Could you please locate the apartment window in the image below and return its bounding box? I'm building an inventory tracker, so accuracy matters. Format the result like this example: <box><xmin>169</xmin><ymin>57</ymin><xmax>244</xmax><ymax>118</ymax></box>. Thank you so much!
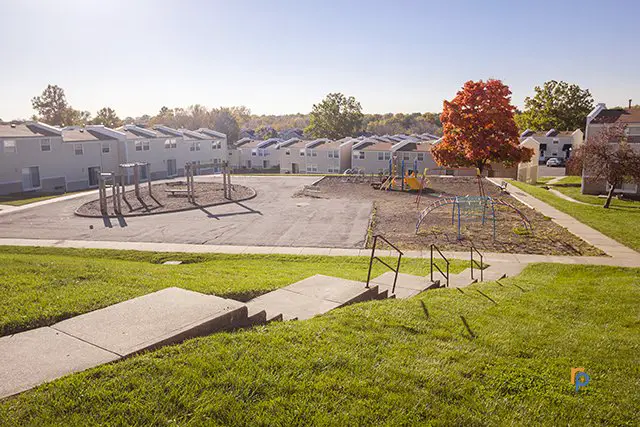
<box><xmin>359</xmin><ymin>151</ymin><xmax>365</xmax><ymax>159</ymax></box>
<box><xmin>212</xmin><ymin>141</ymin><xmax>221</xmax><ymax>149</ymax></box>
<box><xmin>74</xmin><ymin>144</ymin><xmax>83</xmax><ymax>155</ymax></box>
<box><xmin>306</xmin><ymin>164</ymin><xmax>318</xmax><ymax>173</ymax></box>
<box><xmin>553</xmin><ymin>139</ymin><xmax>559</xmax><ymax>144</ymax></box>
<box><xmin>403</xmin><ymin>153</ymin><xmax>410</xmax><ymax>161</ymax></box>
<box><xmin>384</xmin><ymin>152</ymin><xmax>390</xmax><ymax>160</ymax></box>
<box><xmin>102</xmin><ymin>143</ymin><xmax>110</xmax><ymax>153</ymax></box>
<box><xmin>252</xmin><ymin>149</ymin><xmax>257</xmax><ymax>156</ymax></box>
<box><xmin>285</xmin><ymin>149</ymin><xmax>291</xmax><ymax>155</ymax></box>
<box><xmin>3</xmin><ymin>140</ymin><xmax>16</xmax><ymax>153</ymax></box>
<box><xmin>195</xmin><ymin>142</ymin><xmax>200</xmax><ymax>151</ymax></box>
<box><xmin>213</xmin><ymin>158</ymin><xmax>220</xmax><ymax>164</ymax></box>
<box><xmin>299</xmin><ymin>149</ymin><xmax>305</xmax><ymax>156</ymax></box>
<box><xmin>143</xmin><ymin>141</ymin><xmax>150</xmax><ymax>151</ymax></box>
<box><xmin>164</xmin><ymin>138</ymin><xmax>177</xmax><ymax>149</ymax></box>
<box><xmin>353</xmin><ymin>151</ymin><xmax>359</xmax><ymax>158</ymax></box>
<box><xmin>328</xmin><ymin>150</ymin><xmax>339</xmax><ymax>159</ymax></box>
<box><xmin>377</xmin><ymin>152</ymin><xmax>384</xmax><ymax>161</ymax></box>
<box><xmin>312</xmin><ymin>150</ymin><xmax>317</xmax><ymax>157</ymax></box>
<box><xmin>40</xmin><ymin>139</ymin><xmax>51</xmax><ymax>152</ymax></box>
<box><xmin>417</xmin><ymin>153</ymin><xmax>424</xmax><ymax>161</ymax></box>
<box><xmin>135</xmin><ymin>141</ymin><xmax>142</xmax><ymax>151</ymax></box>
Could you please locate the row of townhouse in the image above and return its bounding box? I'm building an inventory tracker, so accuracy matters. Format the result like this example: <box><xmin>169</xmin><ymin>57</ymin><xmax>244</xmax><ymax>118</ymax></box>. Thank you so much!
<box><xmin>0</xmin><ymin>122</ymin><xmax>227</xmax><ymax>195</ymax></box>
<box><xmin>582</xmin><ymin>104</ymin><xmax>640</xmax><ymax>196</ymax></box>
<box><xmin>519</xmin><ymin>129</ymin><xmax>583</xmax><ymax>163</ymax></box>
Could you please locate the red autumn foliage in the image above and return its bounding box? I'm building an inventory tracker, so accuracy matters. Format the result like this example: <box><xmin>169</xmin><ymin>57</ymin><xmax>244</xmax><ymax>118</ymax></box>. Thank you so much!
<box><xmin>431</xmin><ymin>79</ymin><xmax>533</xmax><ymax>172</ymax></box>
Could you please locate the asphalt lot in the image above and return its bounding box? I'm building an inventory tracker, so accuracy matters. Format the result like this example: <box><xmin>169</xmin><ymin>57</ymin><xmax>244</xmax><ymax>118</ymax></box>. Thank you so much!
<box><xmin>538</xmin><ymin>165</ymin><xmax>566</xmax><ymax>177</ymax></box>
<box><xmin>0</xmin><ymin>176</ymin><xmax>373</xmax><ymax>248</ymax></box>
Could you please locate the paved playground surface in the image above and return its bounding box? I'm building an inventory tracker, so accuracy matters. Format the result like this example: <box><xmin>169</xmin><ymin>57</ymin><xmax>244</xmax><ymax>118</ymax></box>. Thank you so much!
<box><xmin>0</xmin><ymin>176</ymin><xmax>372</xmax><ymax>248</ymax></box>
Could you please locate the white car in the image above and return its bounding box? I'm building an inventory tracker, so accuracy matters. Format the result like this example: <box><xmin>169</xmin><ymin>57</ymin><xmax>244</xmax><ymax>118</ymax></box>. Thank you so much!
<box><xmin>546</xmin><ymin>158</ymin><xmax>563</xmax><ymax>167</ymax></box>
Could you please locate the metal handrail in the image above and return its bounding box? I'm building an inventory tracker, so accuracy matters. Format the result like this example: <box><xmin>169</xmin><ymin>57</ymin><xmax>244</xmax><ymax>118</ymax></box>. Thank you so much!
<box><xmin>366</xmin><ymin>235</ymin><xmax>403</xmax><ymax>294</ymax></box>
<box><xmin>470</xmin><ymin>245</ymin><xmax>483</xmax><ymax>282</ymax></box>
<box><xmin>430</xmin><ymin>244</ymin><xmax>450</xmax><ymax>287</ymax></box>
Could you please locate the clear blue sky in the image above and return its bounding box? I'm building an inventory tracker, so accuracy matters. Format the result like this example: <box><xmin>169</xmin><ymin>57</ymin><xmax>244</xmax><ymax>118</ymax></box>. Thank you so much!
<box><xmin>1</xmin><ymin>0</ymin><xmax>638</xmax><ymax>120</ymax></box>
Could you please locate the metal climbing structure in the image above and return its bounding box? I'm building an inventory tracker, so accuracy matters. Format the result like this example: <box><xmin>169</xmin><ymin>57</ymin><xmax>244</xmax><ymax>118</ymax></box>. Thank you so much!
<box><xmin>415</xmin><ymin>196</ymin><xmax>533</xmax><ymax>240</ymax></box>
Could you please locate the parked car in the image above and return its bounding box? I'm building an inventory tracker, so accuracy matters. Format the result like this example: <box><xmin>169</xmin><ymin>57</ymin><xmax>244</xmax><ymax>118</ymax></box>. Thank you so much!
<box><xmin>546</xmin><ymin>158</ymin><xmax>563</xmax><ymax>167</ymax></box>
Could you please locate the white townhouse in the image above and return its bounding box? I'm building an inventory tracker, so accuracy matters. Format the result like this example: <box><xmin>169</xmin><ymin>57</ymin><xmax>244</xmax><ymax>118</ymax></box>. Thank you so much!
<box><xmin>279</xmin><ymin>137</ymin><xmax>356</xmax><ymax>174</ymax></box>
<box><xmin>519</xmin><ymin>128</ymin><xmax>583</xmax><ymax>164</ymax></box>
<box><xmin>0</xmin><ymin>122</ymin><xmax>123</xmax><ymax>194</ymax></box>
<box><xmin>278</xmin><ymin>138</ymin><xmax>307</xmax><ymax>173</ymax></box>
<box><xmin>235</xmin><ymin>138</ymin><xmax>281</xmax><ymax>170</ymax></box>
<box><xmin>582</xmin><ymin>103</ymin><xmax>640</xmax><ymax>196</ymax></box>
<box><xmin>352</xmin><ymin>137</ymin><xmax>439</xmax><ymax>174</ymax></box>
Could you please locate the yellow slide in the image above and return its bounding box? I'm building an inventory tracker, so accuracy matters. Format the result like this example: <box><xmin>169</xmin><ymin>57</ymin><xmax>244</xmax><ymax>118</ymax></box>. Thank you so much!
<box><xmin>404</xmin><ymin>177</ymin><xmax>423</xmax><ymax>190</ymax></box>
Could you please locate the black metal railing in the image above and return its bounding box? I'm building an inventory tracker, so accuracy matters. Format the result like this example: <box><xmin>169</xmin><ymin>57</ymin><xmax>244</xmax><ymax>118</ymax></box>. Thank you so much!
<box><xmin>366</xmin><ymin>235</ymin><xmax>403</xmax><ymax>294</ymax></box>
<box><xmin>470</xmin><ymin>245</ymin><xmax>483</xmax><ymax>282</ymax></box>
<box><xmin>430</xmin><ymin>244</ymin><xmax>450</xmax><ymax>287</ymax></box>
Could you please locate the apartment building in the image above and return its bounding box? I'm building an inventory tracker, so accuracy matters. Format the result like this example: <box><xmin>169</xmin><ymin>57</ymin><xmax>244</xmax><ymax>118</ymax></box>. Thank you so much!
<box><xmin>519</xmin><ymin>128</ymin><xmax>583</xmax><ymax>164</ymax></box>
<box><xmin>582</xmin><ymin>104</ymin><xmax>640</xmax><ymax>195</ymax></box>
<box><xmin>235</xmin><ymin>138</ymin><xmax>281</xmax><ymax>170</ymax></box>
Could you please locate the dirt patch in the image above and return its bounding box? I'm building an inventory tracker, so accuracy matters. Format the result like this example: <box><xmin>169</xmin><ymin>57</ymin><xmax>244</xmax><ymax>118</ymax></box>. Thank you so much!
<box><xmin>76</xmin><ymin>182</ymin><xmax>255</xmax><ymax>217</ymax></box>
<box><xmin>302</xmin><ymin>176</ymin><xmax>604</xmax><ymax>256</ymax></box>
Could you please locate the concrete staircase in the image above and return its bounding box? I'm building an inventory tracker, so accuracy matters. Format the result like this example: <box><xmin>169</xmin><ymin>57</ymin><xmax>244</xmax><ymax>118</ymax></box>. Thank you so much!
<box><xmin>1</xmin><ymin>263</ymin><xmax>523</xmax><ymax>399</ymax></box>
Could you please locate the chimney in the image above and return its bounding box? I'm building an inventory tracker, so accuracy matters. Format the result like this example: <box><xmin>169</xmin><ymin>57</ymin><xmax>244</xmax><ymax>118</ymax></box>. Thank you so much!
<box><xmin>630</xmin><ymin>99</ymin><xmax>633</xmax><ymax>109</ymax></box>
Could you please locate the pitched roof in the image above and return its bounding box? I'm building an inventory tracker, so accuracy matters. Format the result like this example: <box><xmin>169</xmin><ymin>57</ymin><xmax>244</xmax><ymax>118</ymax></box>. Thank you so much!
<box><xmin>62</xmin><ymin>128</ymin><xmax>117</xmax><ymax>142</ymax></box>
<box><xmin>591</xmin><ymin>108</ymin><xmax>640</xmax><ymax>124</ymax></box>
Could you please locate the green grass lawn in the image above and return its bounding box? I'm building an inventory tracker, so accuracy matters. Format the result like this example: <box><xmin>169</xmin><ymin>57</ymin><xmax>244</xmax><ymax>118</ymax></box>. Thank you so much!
<box><xmin>510</xmin><ymin>180</ymin><xmax>640</xmax><ymax>251</ymax></box>
<box><xmin>1</xmin><ymin>263</ymin><xmax>638</xmax><ymax>425</ymax></box>
<box><xmin>542</xmin><ymin>176</ymin><xmax>640</xmax><ymax>208</ymax></box>
<box><xmin>0</xmin><ymin>246</ymin><xmax>465</xmax><ymax>337</ymax></box>
<box><xmin>0</xmin><ymin>193</ymin><xmax>65</xmax><ymax>206</ymax></box>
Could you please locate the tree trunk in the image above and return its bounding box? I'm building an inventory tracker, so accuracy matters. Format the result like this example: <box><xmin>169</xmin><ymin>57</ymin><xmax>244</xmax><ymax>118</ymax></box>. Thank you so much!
<box><xmin>603</xmin><ymin>184</ymin><xmax>615</xmax><ymax>209</ymax></box>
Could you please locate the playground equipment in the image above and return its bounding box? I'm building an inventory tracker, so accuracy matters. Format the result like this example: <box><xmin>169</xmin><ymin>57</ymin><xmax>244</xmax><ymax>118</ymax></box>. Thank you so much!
<box><xmin>415</xmin><ymin>195</ymin><xmax>532</xmax><ymax>240</ymax></box>
<box><xmin>183</xmin><ymin>162</ymin><xmax>233</xmax><ymax>203</ymax></box>
<box><xmin>97</xmin><ymin>162</ymin><xmax>150</xmax><ymax>215</ymax></box>
<box><xmin>98</xmin><ymin>172</ymin><xmax>121</xmax><ymax>215</ymax></box>
<box><xmin>380</xmin><ymin>158</ymin><xmax>429</xmax><ymax>194</ymax></box>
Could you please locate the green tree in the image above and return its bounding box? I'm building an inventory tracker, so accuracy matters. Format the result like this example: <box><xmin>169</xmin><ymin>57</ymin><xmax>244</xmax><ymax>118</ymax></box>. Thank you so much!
<box><xmin>31</xmin><ymin>85</ymin><xmax>70</xmax><ymax>126</ymax></box>
<box><xmin>210</xmin><ymin>108</ymin><xmax>240</xmax><ymax>143</ymax></box>
<box><xmin>92</xmin><ymin>107</ymin><xmax>122</xmax><ymax>128</ymax></box>
<box><xmin>305</xmin><ymin>93</ymin><xmax>363</xmax><ymax>139</ymax></box>
<box><xmin>515</xmin><ymin>80</ymin><xmax>594</xmax><ymax>132</ymax></box>
<box><xmin>255</xmin><ymin>125</ymin><xmax>278</xmax><ymax>140</ymax></box>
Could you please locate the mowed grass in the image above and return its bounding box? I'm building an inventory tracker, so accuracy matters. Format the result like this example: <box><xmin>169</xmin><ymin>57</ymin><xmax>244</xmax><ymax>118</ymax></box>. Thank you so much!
<box><xmin>0</xmin><ymin>246</ymin><xmax>465</xmax><ymax>336</ymax></box>
<box><xmin>547</xmin><ymin>176</ymin><xmax>640</xmax><ymax>208</ymax></box>
<box><xmin>510</xmin><ymin>180</ymin><xmax>640</xmax><ymax>251</ymax></box>
<box><xmin>0</xmin><ymin>193</ymin><xmax>64</xmax><ymax>206</ymax></box>
<box><xmin>1</xmin><ymin>264</ymin><xmax>638</xmax><ymax>425</ymax></box>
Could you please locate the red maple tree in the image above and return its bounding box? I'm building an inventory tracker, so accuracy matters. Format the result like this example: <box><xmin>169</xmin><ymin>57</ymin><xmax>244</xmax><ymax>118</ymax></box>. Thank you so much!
<box><xmin>431</xmin><ymin>79</ymin><xmax>532</xmax><ymax>173</ymax></box>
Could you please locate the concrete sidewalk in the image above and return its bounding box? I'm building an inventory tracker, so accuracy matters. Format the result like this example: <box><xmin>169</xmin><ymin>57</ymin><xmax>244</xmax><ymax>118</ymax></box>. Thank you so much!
<box><xmin>488</xmin><ymin>178</ymin><xmax>640</xmax><ymax>264</ymax></box>
<box><xmin>0</xmin><ymin>237</ymin><xmax>638</xmax><ymax>267</ymax></box>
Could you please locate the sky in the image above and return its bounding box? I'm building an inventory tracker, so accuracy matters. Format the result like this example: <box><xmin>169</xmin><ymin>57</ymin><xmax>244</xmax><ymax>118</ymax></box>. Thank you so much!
<box><xmin>1</xmin><ymin>0</ymin><xmax>639</xmax><ymax>120</ymax></box>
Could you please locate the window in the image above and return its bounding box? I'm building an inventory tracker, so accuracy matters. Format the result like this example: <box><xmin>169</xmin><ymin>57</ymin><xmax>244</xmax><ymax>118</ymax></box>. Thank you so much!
<box><xmin>299</xmin><ymin>149</ymin><xmax>305</xmax><ymax>156</ymax></box>
<box><xmin>164</xmin><ymin>139</ymin><xmax>174</xmax><ymax>149</ymax></box>
<box><xmin>143</xmin><ymin>141</ymin><xmax>150</xmax><ymax>151</ymax></box>
<box><xmin>102</xmin><ymin>143</ymin><xmax>110</xmax><ymax>153</ymax></box>
<box><xmin>384</xmin><ymin>152</ymin><xmax>390</xmax><ymax>160</ymax></box>
<box><xmin>328</xmin><ymin>150</ymin><xmax>339</xmax><ymax>159</ymax></box>
<box><xmin>3</xmin><ymin>140</ymin><xmax>16</xmax><ymax>153</ymax></box>
<box><xmin>417</xmin><ymin>153</ymin><xmax>424</xmax><ymax>161</ymax></box>
<box><xmin>378</xmin><ymin>152</ymin><xmax>384</xmax><ymax>161</ymax></box>
<box><xmin>552</xmin><ymin>139</ymin><xmax>559</xmax><ymax>144</ymax></box>
<box><xmin>285</xmin><ymin>149</ymin><xmax>291</xmax><ymax>155</ymax></box>
<box><xmin>191</xmin><ymin>142</ymin><xmax>201</xmax><ymax>152</ymax></box>
<box><xmin>40</xmin><ymin>139</ymin><xmax>51</xmax><ymax>152</ymax></box>
<box><xmin>212</xmin><ymin>141</ymin><xmax>221</xmax><ymax>149</ymax></box>
<box><xmin>306</xmin><ymin>164</ymin><xmax>318</xmax><ymax>173</ymax></box>
<box><xmin>252</xmin><ymin>149</ymin><xmax>257</xmax><ymax>156</ymax></box>
<box><xmin>353</xmin><ymin>151</ymin><xmax>359</xmax><ymax>158</ymax></box>
<box><xmin>359</xmin><ymin>151</ymin><xmax>365</xmax><ymax>159</ymax></box>
<box><xmin>74</xmin><ymin>144</ymin><xmax>83</xmax><ymax>155</ymax></box>
<box><xmin>403</xmin><ymin>153</ymin><xmax>410</xmax><ymax>161</ymax></box>
<box><xmin>135</xmin><ymin>141</ymin><xmax>143</xmax><ymax>151</ymax></box>
<box><xmin>195</xmin><ymin>142</ymin><xmax>200</xmax><ymax>151</ymax></box>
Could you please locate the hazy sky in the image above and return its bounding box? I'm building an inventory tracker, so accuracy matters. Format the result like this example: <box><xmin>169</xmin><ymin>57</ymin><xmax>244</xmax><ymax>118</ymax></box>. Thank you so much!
<box><xmin>1</xmin><ymin>0</ymin><xmax>638</xmax><ymax>120</ymax></box>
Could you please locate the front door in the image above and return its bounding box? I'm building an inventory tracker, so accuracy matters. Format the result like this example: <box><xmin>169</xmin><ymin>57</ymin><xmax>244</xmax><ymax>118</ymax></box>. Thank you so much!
<box><xmin>292</xmin><ymin>163</ymin><xmax>299</xmax><ymax>174</ymax></box>
<box><xmin>88</xmin><ymin>166</ymin><xmax>100</xmax><ymax>187</ymax></box>
<box><xmin>21</xmin><ymin>166</ymin><xmax>41</xmax><ymax>191</ymax></box>
<box><xmin>167</xmin><ymin>159</ymin><xmax>177</xmax><ymax>177</ymax></box>
<box><xmin>263</xmin><ymin>160</ymin><xmax>270</xmax><ymax>169</ymax></box>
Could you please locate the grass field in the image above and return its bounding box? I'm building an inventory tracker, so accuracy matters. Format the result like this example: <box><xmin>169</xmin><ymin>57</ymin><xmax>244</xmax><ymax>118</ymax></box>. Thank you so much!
<box><xmin>510</xmin><ymin>180</ymin><xmax>640</xmax><ymax>251</ymax></box>
<box><xmin>0</xmin><ymin>193</ymin><xmax>65</xmax><ymax>206</ymax></box>
<box><xmin>544</xmin><ymin>176</ymin><xmax>640</xmax><ymax>208</ymax></box>
<box><xmin>1</xmin><ymin>263</ymin><xmax>638</xmax><ymax>425</ymax></box>
<box><xmin>0</xmin><ymin>246</ymin><xmax>466</xmax><ymax>337</ymax></box>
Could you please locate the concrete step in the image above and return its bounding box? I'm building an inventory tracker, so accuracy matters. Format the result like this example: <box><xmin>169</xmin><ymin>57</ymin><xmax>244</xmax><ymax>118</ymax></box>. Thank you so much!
<box><xmin>370</xmin><ymin>272</ymin><xmax>436</xmax><ymax>299</ymax></box>
<box><xmin>0</xmin><ymin>287</ymin><xmax>249</xmax><ymax>399</ymax></box>
<box><xmin>246</xmin><ymin>274</ymin><xmax>378</xmax><ymax>321</ymax></box>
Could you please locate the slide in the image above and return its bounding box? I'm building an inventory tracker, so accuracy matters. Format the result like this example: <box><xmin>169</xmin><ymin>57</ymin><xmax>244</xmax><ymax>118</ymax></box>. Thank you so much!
<box><xmin>404</xmin><ymin>177</ymin><xmax>423</xmax><ymax>190</ymax></box>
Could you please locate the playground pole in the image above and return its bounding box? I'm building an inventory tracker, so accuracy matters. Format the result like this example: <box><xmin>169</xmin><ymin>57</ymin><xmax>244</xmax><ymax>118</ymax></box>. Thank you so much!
<box><xmin>401</xmin><ymin>159</ymin><xmax>405</xmax><ymax>191</ymax></box>
<box><xmin>134</xmin><ymin>165</ymin><xmax>140</xmax><ymax>199</ymax></box>
<box><xmin>147</xmin><ymin>163</ymin><xmax>152</xmax><ymax>197</ymax></box>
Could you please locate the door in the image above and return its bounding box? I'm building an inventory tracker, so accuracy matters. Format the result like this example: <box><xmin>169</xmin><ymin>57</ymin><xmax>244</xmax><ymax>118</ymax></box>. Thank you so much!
<box><xmin>21</xmin><ymin>166</ymin><xmax>40</xmax><ymax>190</ymax></box>
<box><xmin>167</xmin><ymin>159</ymin><xmax>177</xmax><ymax>177</ymax></box>
<box><xmin>140</xmin><ymin>164</ymin><xmax>149</xmax><ymax>180</ymax></box>
<box><xmin>263</xmin><ymin>160</ymin><xmax>270</xmax><ymax>169</ymax></box>
<box><xmin>88</xmin><ymin>167</ymin><xmax>100</xmax><ymax>187</ymax></box>
<box><xmin>247</xmin><ymin>160</ymin><xmax>252</xmax><ymax>169</ymax></box>
<box><xmin>292</xmin><ymin>163</ymin><xmax>299</xmax><ymax>174</ymax></box>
